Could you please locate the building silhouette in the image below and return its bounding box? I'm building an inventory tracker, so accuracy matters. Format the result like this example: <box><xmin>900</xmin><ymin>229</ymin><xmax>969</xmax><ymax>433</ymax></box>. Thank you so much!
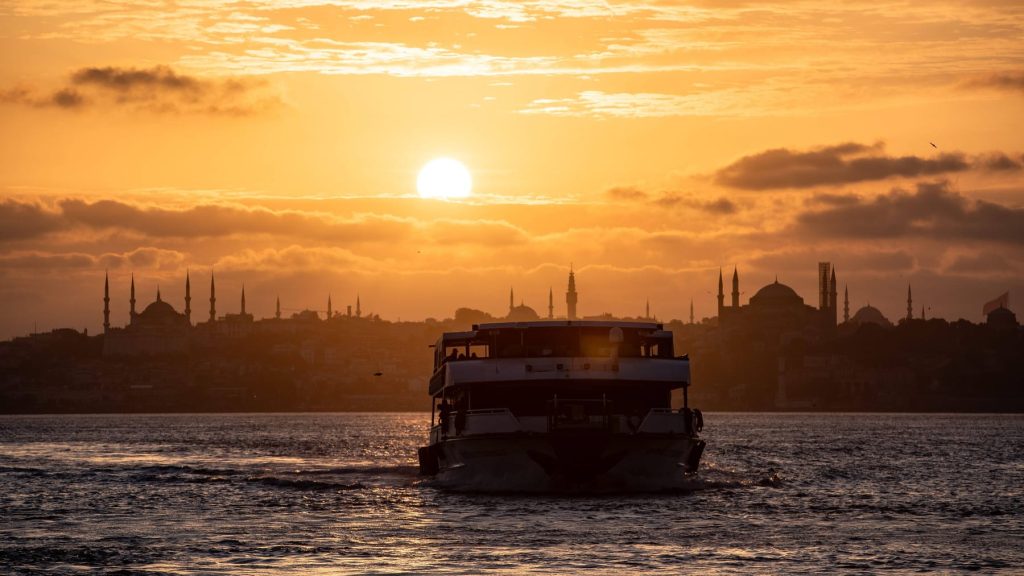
<box><xmin>566</xmin><ymin>266</ymin><xmax>578</xmax><ymax>320</ymax></box>
<box><xmin>506</xmin><ymin>287</ymin><xmax>541</xmax><ymax>321</ymax></box>
<box><xmin>715</xmin><ymin>262</ymin><xmax>838</xmax><ymax>340</ymax></box>
<box><xmin>103</xmin><ymin>280</ymin><xmax>190</xmax><ymax>357</ymax></box>
<box><xmin>848</xmin><ymin>304</ymin><xmax>892</xmax><ymax>328</ymax></box>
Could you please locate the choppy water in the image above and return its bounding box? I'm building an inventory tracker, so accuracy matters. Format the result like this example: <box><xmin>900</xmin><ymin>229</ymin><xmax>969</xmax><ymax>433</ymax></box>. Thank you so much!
<box><xmin>1</xmin><ymin>413</ymin><xmax>1022</xmax><ymax>574</ymax></box>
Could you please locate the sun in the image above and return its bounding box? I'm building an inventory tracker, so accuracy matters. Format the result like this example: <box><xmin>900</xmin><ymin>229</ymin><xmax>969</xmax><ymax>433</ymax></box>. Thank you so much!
<box><xmin>417</xmin><ymin>157</ymin><xmax>472</xmax><ymax>199</ymax></box>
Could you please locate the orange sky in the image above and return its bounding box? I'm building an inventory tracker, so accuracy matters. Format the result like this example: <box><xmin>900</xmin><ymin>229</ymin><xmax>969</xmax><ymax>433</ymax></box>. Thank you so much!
<box><xmin>2</xmin><ymin>0</ymin><xmax>1023</xmax><ymax>338</ymax></box>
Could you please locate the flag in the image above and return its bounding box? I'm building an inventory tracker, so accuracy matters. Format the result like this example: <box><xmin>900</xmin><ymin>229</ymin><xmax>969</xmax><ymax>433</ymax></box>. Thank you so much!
<box><xmin>983</xmin><ymin>292</ymin><xmax>1009</xmax><ymax>316</ymax></box>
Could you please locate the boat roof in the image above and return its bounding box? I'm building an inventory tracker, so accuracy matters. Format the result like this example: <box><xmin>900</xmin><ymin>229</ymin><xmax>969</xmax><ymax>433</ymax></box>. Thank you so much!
<box><xmin>471</xmin><ymin>320</ymin><xmax>664</xmax><ymax>331</ymax></box>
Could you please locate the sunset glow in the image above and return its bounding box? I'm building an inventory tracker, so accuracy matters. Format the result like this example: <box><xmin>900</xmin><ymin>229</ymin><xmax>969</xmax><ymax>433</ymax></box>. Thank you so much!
<box><xmin>0</xmin><ymin>1</ymin><xmax>1022</xmax><ymax>338</ymax></box>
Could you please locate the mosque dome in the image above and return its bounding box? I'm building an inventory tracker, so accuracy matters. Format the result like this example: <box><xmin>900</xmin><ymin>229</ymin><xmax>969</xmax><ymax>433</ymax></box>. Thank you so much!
<box><xmin>986</xmin><ymin>306</ymin><xmax>1018</xmax><ymax>330</ymax></box>
<box><xmin>749</xmin><ymin>280</ymin><xmax>804</xmax><ymax>307</ymax></box>
<box><xmin>137</xmin><ymin>299</ymin><xmax>184</xmax><ymax>325</ymax></box>
<box><xmin>507</xmin><ymin>304</ymin><xmax>541</xmax><ymax>322</ymax></box>
<box><xmin>850</xmin><ymin>305</ymin><xmax>892</xmax><ymax>328</ymax></box>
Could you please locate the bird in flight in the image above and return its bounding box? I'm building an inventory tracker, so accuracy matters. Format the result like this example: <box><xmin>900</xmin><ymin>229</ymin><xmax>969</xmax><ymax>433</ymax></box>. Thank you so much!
<box><xmin>930</xmin><ymin>142</ymin><xmax>937</xmax><ymax>148</ymax></box>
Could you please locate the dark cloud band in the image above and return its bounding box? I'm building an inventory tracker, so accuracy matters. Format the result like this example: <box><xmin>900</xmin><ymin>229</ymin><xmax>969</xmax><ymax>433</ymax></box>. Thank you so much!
<box><xmin>796</xmin><ymin>180</ymin><xmax>1024</xmax><ymax>245</ymax></box>
<box><xmin>0</xmin><ymin>65</ymin><xmax>277</xmax><ymax>115</ymax></box>
<box><xmin>714</xmin><ymin>142</ymin><xmax>974</xmax><ymax>190</ymax></box>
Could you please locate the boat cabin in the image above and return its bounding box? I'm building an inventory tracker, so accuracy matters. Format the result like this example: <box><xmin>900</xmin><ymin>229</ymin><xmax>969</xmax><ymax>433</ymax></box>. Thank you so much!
<box><xmin>433</xmin><ymin>321</ymin><xmax>675</xmax><ymax>369</ymax></box>
<box><xmin>427</xmin><ymin>321</ymin><xmax>692</xmax><ymax>438</ymax></box>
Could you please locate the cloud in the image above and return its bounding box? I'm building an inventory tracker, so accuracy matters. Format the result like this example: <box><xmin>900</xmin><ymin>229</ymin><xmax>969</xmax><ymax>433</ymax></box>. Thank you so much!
<box><xmin>964</xmin><ymin>72</ymin><xmax>1024</xmax><ymax>93</ymax></box>
<box><xmin>0</xmin><ymin>87</ymin><xmax>86</xmax><ymax>109</ymax></box>
<box><xmin>519</xmin><ymin>89</ymin><xmax>783</xmax><ymax>118</ymax></box>
<box><xmin>606</xmin><ymin>186</ymin><xmax>649</xmax><ymax>201</ymax></box>
<box><xmin>57</xmin><ymin>199</ymin><xmax>414</xmax><ymax>242</ymax></box>
<box><xmin>796</xmin><ymin>180</ymin><xmax>1024</xmax><ymax>245</ymax></box>
<box><xmin>424</xmin><ymin>219</ymin><xmax>529</xmax><ymax>245</ymax></box>
<box><xmin>102</xmin><ymin>247</ymin><xmax>187</xmax><ymax>270</ymax></box>
<box><xmin>655</xmin><ymin>193</ymin><xmax>738</xmax><ymax>214</ymax></box>
<box><xmin>943</xmin><ymin>252</ymin><xmax>1013</xmax><ymax>274</ymax></box>
<box><xmin>805</xmin><ymin>193</ymin><xmax>861</xmax><ymax>206</ymax></box>
<box><xmin>211</xmin><ymin>245</ymin><xmax>376</xmax><ymax>274</ymax></box>
<box><xmin>702</xmin><ymin>197</ymin><xmax>738</xmax><ymax>214</ymax></box>
<box><xmin>715</xmin><ymin>142</ymin><xmax>972</xmax><ymax>190</ymax></box>
<box><xmin>0</xmin><ymin>252</ymin><xmax>96</xmax><ymax>270</ymax></box>
<box><xmin>0</xmin><ymin>197</ymin><xmax>537</xmax><ymax>252</ymax></box>
<box><xmin>973</xmin><ymin>152</ymin><xmax>1022</xmax><ymax>171</ymax></box>
<box><xmin>0</xmin><ymin>65</ymin><xmax>278</xmax><ymax>115</ymax></box>
<box><xmin>0</xmin><ymin>200</ymin><xmax>65</xmax><ymax>241</ymax></box>
<box><xmin>607</xmin><ymin>186</ymin><xmax>739</xmax><ymax>215</ymax></box>
<box><xmin>0</xmin><ymin>247</ymin><xmax>184</xmax><ymax>271</ymax></box>
<box><xmin>749</xmin><ymin>249</ymin><xmax>915</xmax><ymax>274</ymax></box>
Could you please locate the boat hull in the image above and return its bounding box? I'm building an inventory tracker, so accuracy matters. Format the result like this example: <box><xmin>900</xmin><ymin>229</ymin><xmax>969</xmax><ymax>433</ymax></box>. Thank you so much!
<box><xmin>422</xmin><ymin>432</ymin><xmax>704</xmax><ymax>492</ymax></box>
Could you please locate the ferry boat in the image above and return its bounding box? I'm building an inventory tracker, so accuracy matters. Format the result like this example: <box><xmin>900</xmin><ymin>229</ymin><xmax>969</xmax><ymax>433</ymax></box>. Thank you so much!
<box><xmin>417</xmin><ymin>320</ymin><xmax>705</xmax><ymax>491</ymax></box>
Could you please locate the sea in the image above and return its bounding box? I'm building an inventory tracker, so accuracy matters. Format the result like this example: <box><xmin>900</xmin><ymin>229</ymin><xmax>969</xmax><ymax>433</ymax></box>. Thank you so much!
<box><xmin>1</xmin><ymin>413</ymin><xmax>1022</xmax><ymax>575</ymax></box>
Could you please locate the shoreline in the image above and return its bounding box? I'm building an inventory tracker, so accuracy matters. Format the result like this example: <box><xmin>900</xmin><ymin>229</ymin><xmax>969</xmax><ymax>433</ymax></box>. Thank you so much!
<box><xmin>3</xmin><ymin>408</ymin><xmax>1023</xmax><ymax>416</ymax></box>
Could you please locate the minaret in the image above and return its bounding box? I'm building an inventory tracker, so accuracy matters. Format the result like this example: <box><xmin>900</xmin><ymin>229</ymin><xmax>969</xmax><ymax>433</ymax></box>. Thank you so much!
<box><xmin>129</xmin><ymin>273</ymin><xmax>137</xmax><ymax>321</ymax></box>
<box><xmin>184</xmin><ymin>270</ymin><xmax>192</xmax><ymax>325</ymax></box>
<box><xmin>240</xmin><ymin>284</ymin><xmax>246</xmax><ymax>315</ymax></box>
<box><xmin>731</xmin><ymin>266</ymin><xmax>739</xmax><ymax>308</ymax></box>
<box><xmin>717</xmin><ymin>269</ymin><xmax>725</xmax><ymax>316</ymax></box>
<box><xmin>907</xmin><ymin>284</ymin><xmax>913</xmax><ymax>321</ymax></box>
<box><xmin>156</xmin><ymin>285</ymin><xmax>162</xmax><ymax>302</ymax></box>
<box><xmin>566</xmin><ymin>266</ymin><xmax>578</xmax><ymax>320</ymax></box>
<box><xmin>645</xmin><ymin>299</ymin><xmax>650</xmax><ymax>320</ymax></box>
<box><xmin>356</xmin><ymin>294</ymin><xmax>361</xmax><ymax>318</ymax></box>
<box><xmin>275</xmin><ymin>296</ymin><xmax>281</xmax><ymax>319</ymax></box>
<box><xmin>690</xmin><ymin>298</ymin><xmax>695</xmax><ymax>324</ymax></box>
<box><xmin>843</xmin><ymin>284</ymin><xmax>850</xmax><ymax>323</ymax></box>
<box><xmin>509</xmin><ymin>287</ymin><xmax>514</xmax><ymax>315</ymax></box>
<box><xmin>103</xmin><ymin>271</ymin><xmax>110</xmax><ymax>334</ymax></box>
<box><xmin>209</xmin><ymin>273</ymin><xmax>216</xmax><ymax>322</ymax></box>
<box><xmin>548</xmin><ymin>288</ymin><xmax>554</xmax><ymax>319</ymax></box>
<box><xmin>829</xmin><ymin>266</ymin><xmax>838</xmax><ymax>327</ymax></box>
<box><xmin>327</xmin><ymin>294</ymin><xmax>332</xmax><ymax>319</ymax></box>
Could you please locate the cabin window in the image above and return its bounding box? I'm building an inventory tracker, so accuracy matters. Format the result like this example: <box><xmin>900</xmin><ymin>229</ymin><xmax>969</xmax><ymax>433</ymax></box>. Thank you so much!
<box><xmin>441</xmin><ymin>342</ymin><xmax>489</xmax><ymax>363</ymax></box>
<box><xmin>484</xmin><ymin>326</ymin><xmax>662</xmax><ymax>358</ymax></box>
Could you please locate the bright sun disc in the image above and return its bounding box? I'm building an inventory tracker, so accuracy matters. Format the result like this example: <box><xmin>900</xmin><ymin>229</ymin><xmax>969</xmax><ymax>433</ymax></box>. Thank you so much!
<box><xmin>417</xmin><ymin>157</ymin><xmax>472</xmax><ymax>199</ymax></box>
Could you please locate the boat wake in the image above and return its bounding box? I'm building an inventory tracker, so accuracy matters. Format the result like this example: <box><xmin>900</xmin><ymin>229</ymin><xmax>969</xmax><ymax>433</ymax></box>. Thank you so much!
<box><xmin>417</xmin><ymin>461</ymin><xmax>783</xmax><ymax>494</ymax></box>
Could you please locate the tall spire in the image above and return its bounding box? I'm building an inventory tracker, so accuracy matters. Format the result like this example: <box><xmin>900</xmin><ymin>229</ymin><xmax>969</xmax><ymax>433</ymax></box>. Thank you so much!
<box><xmin>356</xmin><ymin>294</ymin><xmax>361</xmax><ymax>318</ymax></box>
<box><xmin>690</xmin><ymin>298</ymin><xmax>695</xmax><ymax>325</ymax></box>
<box><xmin>548</xmin><ymin>287</ymin><xmax>554</xmax><ymax>319</ymax></box>
<box><xmin>843</xmin><ymin>284</ymin><xmax>850</xmax><ymax>323</ymax></box>
<box><xmin>566</xmin><ymin>265</ymin><xmax>578</xmax><ymax>320</ymax></box>
<box><xmin>275</xmin><ymin>295</ymin><xmax>281</xmax><ymax>319</ymax></box>
<box><xmin>209</xmin><ymin>273</ymin><xmax>216</xmax><ymax>322</ymax></box>
<box><xmin>645</xmin><ymin>299</ymin><xmax>650</xmax><ymax>319</ymax></box>
<box><xmin>327</xmin><ymin>293</ymin><xmax>332</xmax><ymax>320</ymax></box>
<box><xmin>717</xmin><ymin>268</ymin><xmax>724</xmax><ymax>316</ymax></box>
<box><xmin>509</xmin><ymin>287</ymin><xmax>514</xmax><ymax>314</ymax></box>
<box><xmin>156</xmin><ymin>285</ymin><xmax>162</xmax><ymax>302</ymax></box>
<box><xmin>907</xmin><ymin>283</ymin><xmax>913</xmax><ymax>321</ymax></box>
<box><xmin>240</xmin><ymin>284</ymin><xmax>246</xmax><ymax>315</ymax></box>
<box><xmin>731</xmin><ymin>266</ymin><xmax>739</xmax><ymax>308</ymax></box>
<box><xmin>103</xmin><ymin>271</ymin><xmax>110</xmax><ymax>334</ymax></box>
<box><xmin>130</xmin><ymin>273</ymin><xmax>137</xmax><ymax>321</ymax></box>
<box><xmin>184</xmin><ymin>270</ymin><xmax>192</xmax><ymax>325</ymax></box>
<box><xmin>829</xmin><ymin>266</ymin><xmax>838</xmax><ymax>327</ymax></box>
